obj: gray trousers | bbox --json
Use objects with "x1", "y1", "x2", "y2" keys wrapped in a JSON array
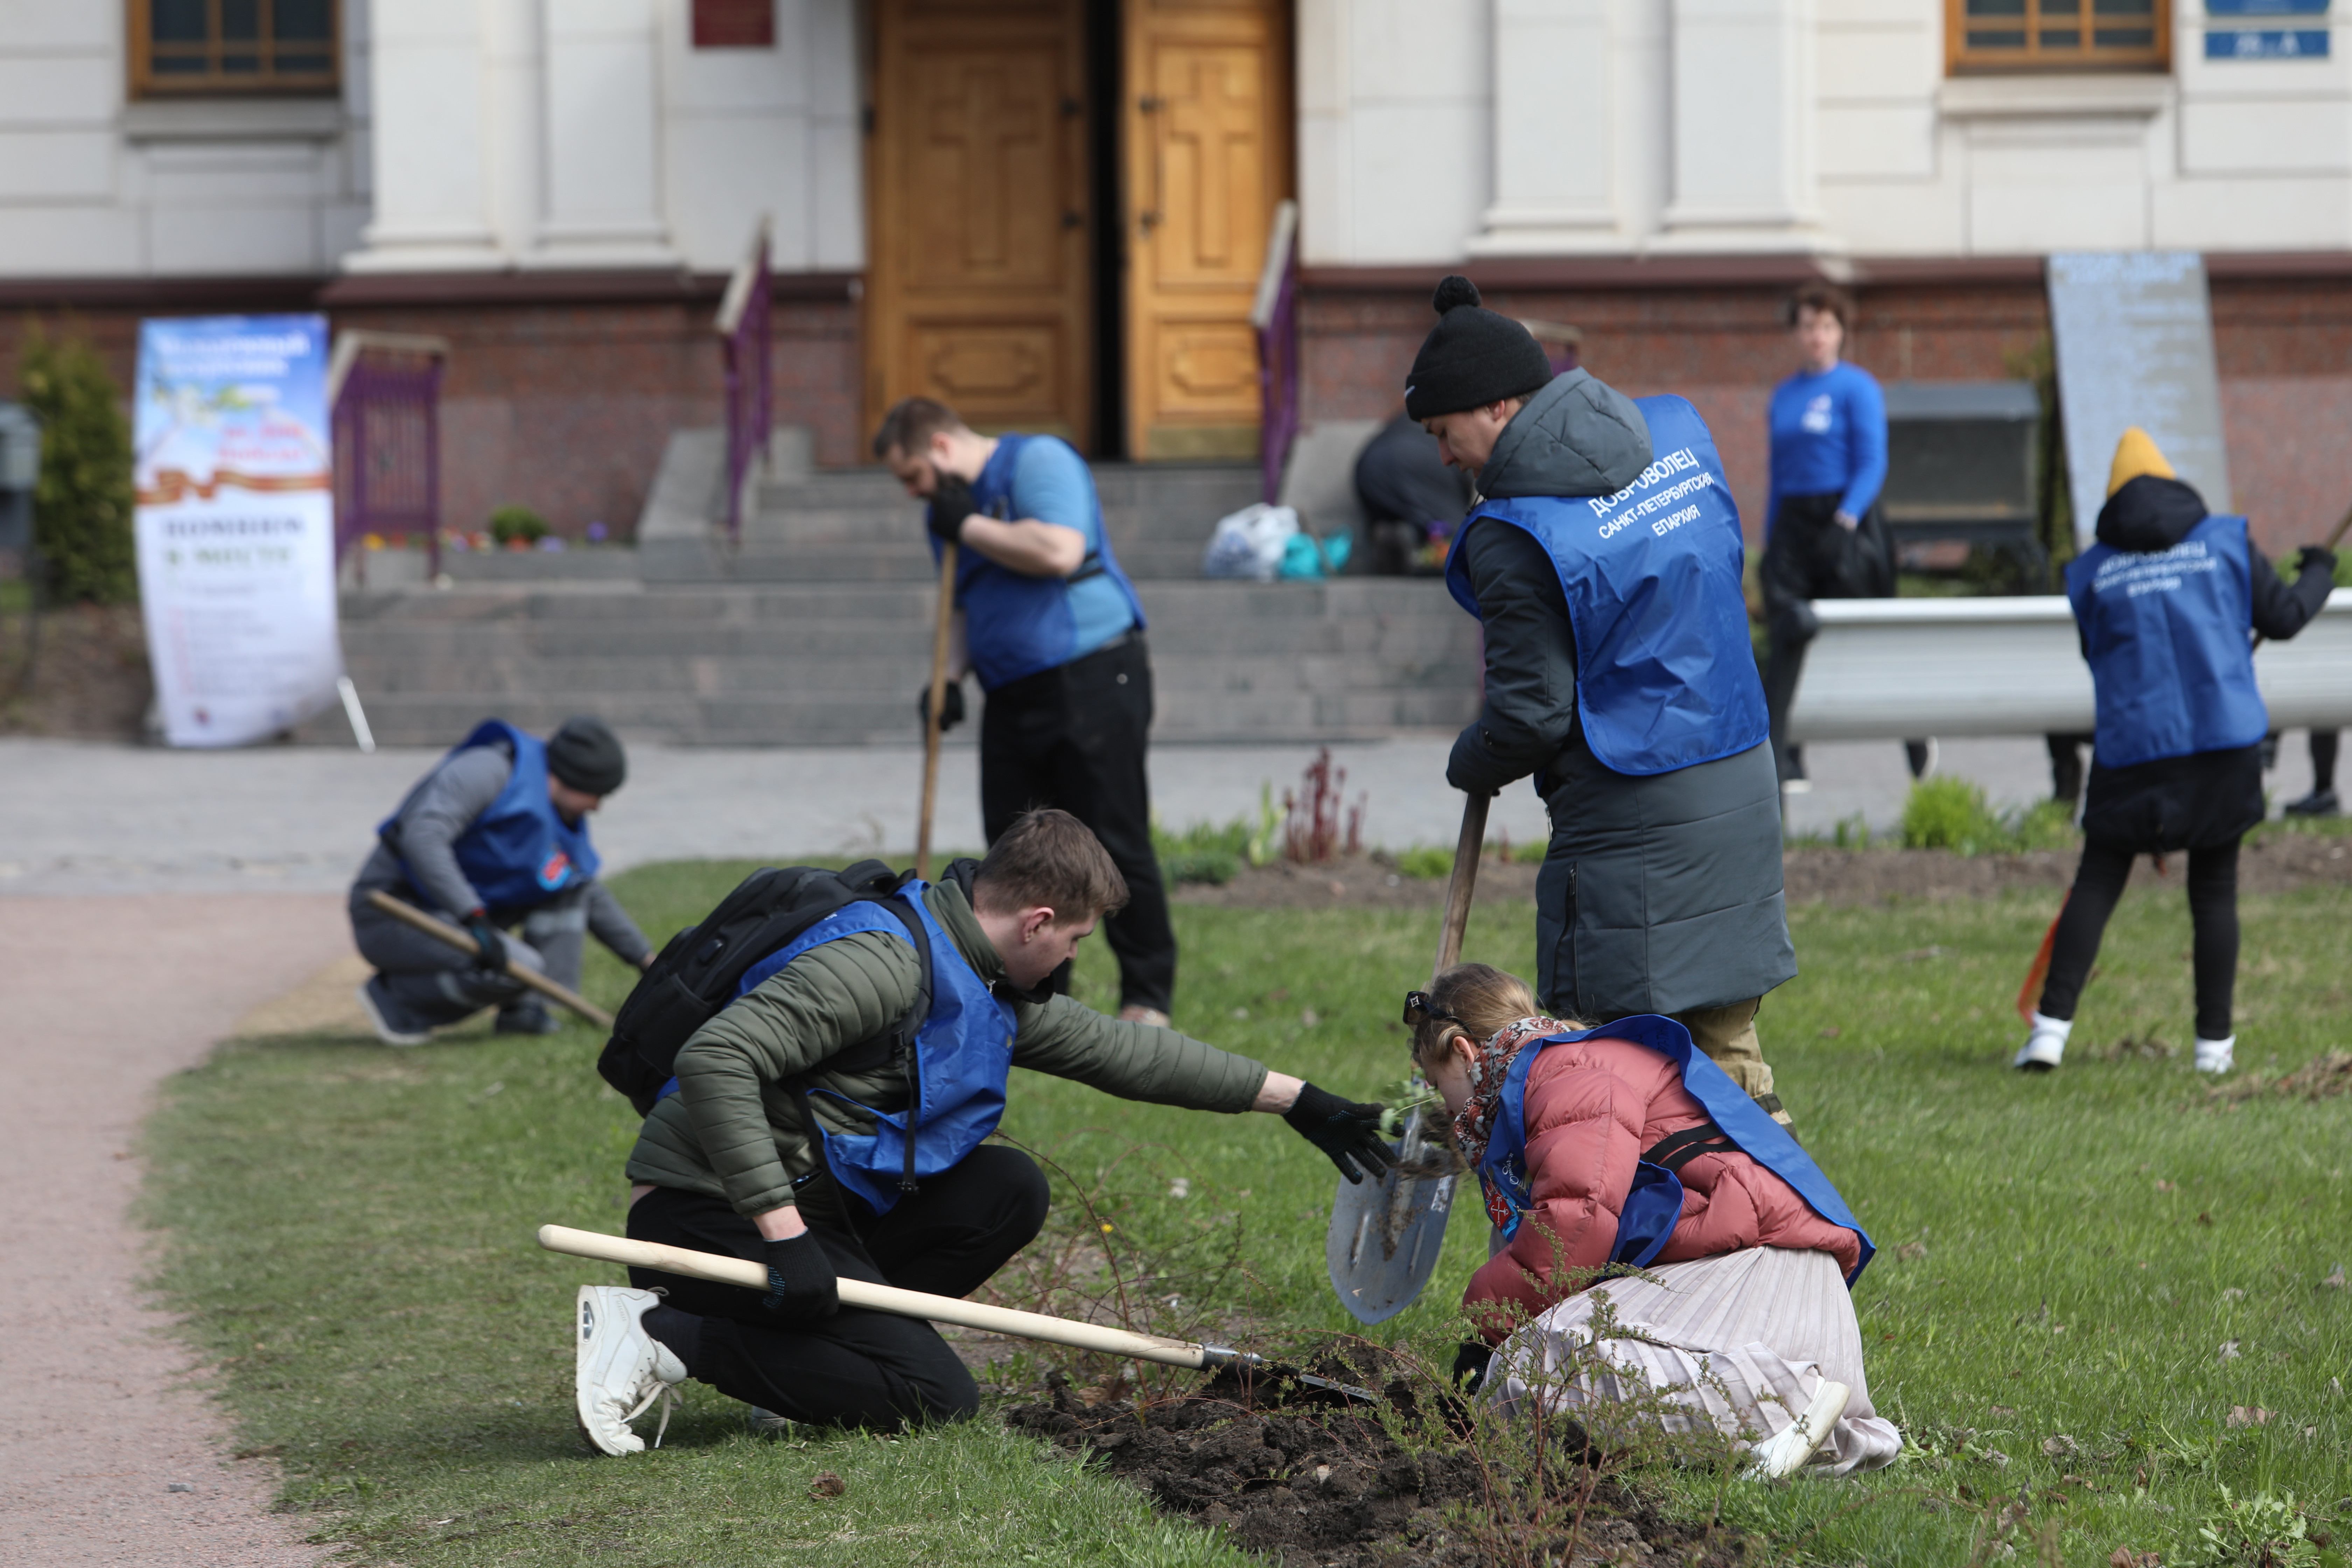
[{"x1": 348, "y1": 882, "x2": 588, "y2": 1027}]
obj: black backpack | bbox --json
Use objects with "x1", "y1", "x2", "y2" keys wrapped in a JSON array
[{"x1": 597, "y1": 859, "x2": 936, "y2": 1120}]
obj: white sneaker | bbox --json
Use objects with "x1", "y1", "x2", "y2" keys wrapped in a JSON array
[
  {"x1": 1746, "y1": 1379, "x2": 1850, "y2": 1479},
  {"x1": 2012, "y1": 1011, "x2": 2072, "y2": 1072},
  {"x1": 354, "y1": 980, "x2": 428, "y2": 1047},
  {"x1": 574, "y1": 1286, "x2": 686, "y2": 1456},
  {"x1": 2194, "y1": 1035, "x2": 2236, "y2": 1074}
]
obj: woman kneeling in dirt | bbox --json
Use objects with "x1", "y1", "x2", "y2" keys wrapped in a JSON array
[{"x1": 1410, "y1": 964, "x2": 1902, "y2": 1477}]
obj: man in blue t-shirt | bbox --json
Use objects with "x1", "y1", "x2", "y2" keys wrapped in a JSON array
[
  {"x1": 872, "y1": 398, "x2": 1176, "y2": 1025},
  {"x1": 1760, "y1": 284, "x2": 1930, "y2": 789}
]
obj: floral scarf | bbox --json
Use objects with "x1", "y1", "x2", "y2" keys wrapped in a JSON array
[{"x1": 1449, "y1": 1014, "x2": 1569, "y2": 1168}]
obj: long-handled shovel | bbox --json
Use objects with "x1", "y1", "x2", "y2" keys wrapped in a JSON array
[
  {"x1": 1326, "y1": 791, "x2": 1489, "y2": 1324},
  {"x1": 363, "y1": 890, "x2": 615, "y2": 1029},
  {"x1": 540, "y1": 1223, "x2": 1270, "y2": 1373},
  {"x1": 915, "y1": 542, "x2": 959, "y2": 883}
]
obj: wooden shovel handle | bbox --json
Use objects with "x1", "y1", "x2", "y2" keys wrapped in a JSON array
[
  {"x1": 1431, "y1": 792, "x2": 1490, "y2": 984},
  {"x1": 916, "y1": 542, "x2": 959, "y2": 883},
  {"x1": 363, "y1": 890, "x2": 615, "y2": 1029},
  {"x1": 537, "y1": 1223, "x2": 1232, "y2": 1369}
]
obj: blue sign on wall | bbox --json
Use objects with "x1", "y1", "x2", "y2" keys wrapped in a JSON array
[
  {"x1": 2205, "y1": 0, "x2": 2326, "y2": 13},
  {"x1": 2205, "y1": 27, "x2": 2330, "y2": 55}
]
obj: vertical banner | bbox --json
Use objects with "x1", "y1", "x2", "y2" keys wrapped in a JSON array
[{"x1": 133, "y1": 314, "x2": 342, "y2": 748}]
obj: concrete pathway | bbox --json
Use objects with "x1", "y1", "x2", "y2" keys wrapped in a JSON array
[
  {"x1": 0, "y1": 894, "x2": 345, "y2": 1566},
  {"x1": 0, "y1": 733, "x2": 2330, "y2": 897}
]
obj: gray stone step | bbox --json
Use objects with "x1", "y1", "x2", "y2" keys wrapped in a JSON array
[{"x1": 312, "y1": 579, "x2": 1480, "y2": 747}]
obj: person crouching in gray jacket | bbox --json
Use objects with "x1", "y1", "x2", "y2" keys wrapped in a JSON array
[
  {"x1": 1406, "y1": 276, "x2": 1799, "y2": 1122},
  {"x1": 349, "y1": 715, "x2": 652, "y2": 1044}
]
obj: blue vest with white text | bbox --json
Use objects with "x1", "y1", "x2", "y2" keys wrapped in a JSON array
[
  {"x1": 381, "y1": 719, "x2": 598, "y2": 913},
  {"x1": 729, "y1": 888, "x2": 1017, "y2": 1215},
  {"x1": 2064, "y1": 514, "x2": 2267, "y2": 770},
  {"x1": 1475, "y1": 1014, "x2": 1874, "y2": 1286},
  {"x1": 951, "y1": 434, "x2": 1147, "y2": 691},
  {"x1": 1446, "y1": 396, "x2": 1768, "y2": 776}
]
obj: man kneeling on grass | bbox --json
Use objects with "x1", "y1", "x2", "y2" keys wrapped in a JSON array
[{"x1": 575, "y1": 808, "x2": 1395, "y2": 1451}]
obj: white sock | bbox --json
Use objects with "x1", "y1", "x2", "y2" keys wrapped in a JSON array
[{"x1": 2194, "y1": 1035, "x2": 2235, "y2": 1073}]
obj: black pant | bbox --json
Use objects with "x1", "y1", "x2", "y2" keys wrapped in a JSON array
[
  {"x1": 2037, "y1": 839, "x2": 2241, "y2": 1041},
  {"x1": 1760, "y1": 493, "x2": 1907, "y2": 782},
  {"x1": 980, "y1": 634, "x2": 1176, "y2": 1012},
  {"x1": 2315, "y1": 729, "x2": 2340, "y2": 792},
  {"x1": 625, "y1": 1146, "x2": 1050, "y2": 1431}
]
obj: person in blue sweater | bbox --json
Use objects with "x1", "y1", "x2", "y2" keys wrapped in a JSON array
[{"x1": 1759, "y1": 285, "x2": 1929, "y2": 789}]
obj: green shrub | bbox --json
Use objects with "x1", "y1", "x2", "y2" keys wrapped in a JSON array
[
  {"x1": 1161, "y1": 850, "x2": 1238, "y2": 887},
  {"x1": 1901, "y1": 776, "x2": 2005, "y2": 854},
  {"x1": 1154, "y1": 816, "x2": 1249, "y2": 886},
  {"x1": 1394, "y1": 845, "x2": 1452, "y2": 880},
  {"x1": 16, "y1": 321, "x2": 135, "y2": 604},
  {"x1": 488, "y1": 503, "x2": 548, "y2": 546}
]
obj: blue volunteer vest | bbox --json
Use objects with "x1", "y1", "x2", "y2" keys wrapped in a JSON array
[
  {"x1": 950, "y1": 433, "x2": 1147, "y2": 691},
  {"x1": 729, "y1": 887, "x2": 1017, "y2": 1215},
  {"x1": 2064, "y1": 514, "x2": 2268, "y2": 770},
  {"x1": 1445, "y1": 396, "x2": 1769, "y2": 776},
  {"x1": 1475, "y1": 1014, "x2": 1874, "y2": 1287},
  {"x1": 381, "y1": 719, "x2": 598, "y2": 912}
]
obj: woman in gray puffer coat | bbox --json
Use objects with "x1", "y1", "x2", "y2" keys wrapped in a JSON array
[{"x1": 1408, "y1": 276, "x2": 1798, "y2": 1120}]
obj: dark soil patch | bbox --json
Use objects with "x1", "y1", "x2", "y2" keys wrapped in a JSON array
[
  {"x1": 1175, "y1": 839, "x2": 2352, "y2": 913},
  {"x1": 1004, "y1": 1349, "x2": 1743, "y2": 1568}
]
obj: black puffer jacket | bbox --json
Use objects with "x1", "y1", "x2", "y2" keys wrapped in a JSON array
[
  {"x1": 1447, "y1": 375, "x2": 1795, "y2": 1020},
  {"x1": 2077, "y1": 477, "x2": 2335, "y2": 852}
]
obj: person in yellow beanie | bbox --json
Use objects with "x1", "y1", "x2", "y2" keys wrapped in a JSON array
[{"x1": 2016, "y1": 429, "x2": 2336, "y2": 1076}]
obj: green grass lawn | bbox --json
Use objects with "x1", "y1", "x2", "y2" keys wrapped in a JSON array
[{"x1": 142, "y1": 863, "x2": 2352, "y2": 1565}]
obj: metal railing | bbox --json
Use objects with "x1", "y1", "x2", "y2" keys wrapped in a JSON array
[
  {"x1": 1250, "y1": 198, "x2": 1301, "y2": 504},
  {"x1": 715, "y1": 214, "x2": 773, "y2": 541},
  {"x1": 328, "y1": 330, "x2": 450, "y2": 581}
]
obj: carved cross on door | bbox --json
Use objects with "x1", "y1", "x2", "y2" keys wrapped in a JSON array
[
  {"x1": 929, "y1": 65, "x2": 1043, "y2": 268},
  {"x1": 1161, "y1": 51, "x2": 1259, "y2": 269}
]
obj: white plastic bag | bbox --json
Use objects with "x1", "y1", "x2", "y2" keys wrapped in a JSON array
[{"x1": 1200, "y1": 502, "x2": 1299, "y2": 581}]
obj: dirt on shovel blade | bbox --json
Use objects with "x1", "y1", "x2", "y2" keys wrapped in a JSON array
[{"x1": 1003, "y1": 1344, "x2": 1745, "y2": 1567}]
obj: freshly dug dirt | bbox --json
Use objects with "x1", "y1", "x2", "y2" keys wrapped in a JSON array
[
  {"x1": 1004, "y1": 1350, "x2": 1742, "y2": 1568},
  {"x1": 1174, "y1": 838, "x2": 2352, "y2": 912}
]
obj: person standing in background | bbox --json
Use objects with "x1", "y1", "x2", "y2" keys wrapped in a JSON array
[
  {"x1": 2284, "y1": 730, "x2": 2340, "y2": 817},
  {"x1": 872, "y1": 397, "x2": 1177, "y2": 1028},
  {"x1": 2016, "y1": 430, "x2": 2336, "y2": 1076},
  {"x1": 1760, "y1": 285, "x2": 1933, "y2": 791}
]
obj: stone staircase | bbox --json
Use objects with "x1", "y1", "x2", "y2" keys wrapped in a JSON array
[{"x1": 309, "y1": 428, "x2": 1480, "y2": 747}]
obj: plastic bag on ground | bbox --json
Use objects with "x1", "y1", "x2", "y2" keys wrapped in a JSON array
[{"x1": 1201, "y1": 503, "x2": 1298, "y2": 581}]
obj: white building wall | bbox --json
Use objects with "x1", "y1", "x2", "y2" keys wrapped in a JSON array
[{"x1": 0, "y1": 0, "x2": 372, "y2": 278}]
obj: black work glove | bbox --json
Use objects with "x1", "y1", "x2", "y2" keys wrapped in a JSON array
[
  {"x1": 760, "y1": 1232, "x2": 839, "y2": 1319},
  {"x1": 2298, "y1": 544, "x2": 2339, "y2": 578},
  {"x1": 916, "y1": 678, "x2": 967, "y2": 733},
  {"x1": 927, "y1": 474, "x2": 975, "y2": 544},
  {"x1": 463, "y1": 911, "x2": 507, "y2": 972},
  {"x1": 1451, "y1": 1340, "x2": 1493, "y2": 1393},
  {"x1": 1283, "y1": 1081, "x2": 1398, "y2": 1185},
  {"x1": 1445, "y1": 722, "x2": 1512, "y2": 798}
]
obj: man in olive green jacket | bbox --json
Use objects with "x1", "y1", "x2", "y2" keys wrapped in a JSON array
[{"x1": 574, "y1": 810, "x2": 1395, "y2": 1450}]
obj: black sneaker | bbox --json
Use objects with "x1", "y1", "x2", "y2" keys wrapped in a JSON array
[
  {"x1": 2284, "y1": 788, "x2": 2340, "y2": 818},
  {"x1": 356, "y1": 978, "x2": 431, "y2": 1046},
  {"x1": 496, "y1": 1003, "x2": 562, "y2": 1035}
]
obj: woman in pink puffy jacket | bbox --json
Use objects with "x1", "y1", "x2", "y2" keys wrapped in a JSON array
[{"x1": 1412, "y1": 962, "x2": 1901, "y2": 1477}]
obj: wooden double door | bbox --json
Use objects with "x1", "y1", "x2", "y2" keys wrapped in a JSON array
[{"x1": 865, "y1": 0, "x2": 1292, "y2": 459}]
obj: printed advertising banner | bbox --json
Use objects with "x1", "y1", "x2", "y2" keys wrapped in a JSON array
[{"x1": 134, "y1": 314, "x2": 342, "y2": 748}]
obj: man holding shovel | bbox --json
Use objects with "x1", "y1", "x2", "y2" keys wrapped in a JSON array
[
  {"x1": 576, "y1": 808, "x2": 1394, "y2": 1449},
  {"x1": 873, "y1": 397, "x2": 1176, "y2": 1028},
  {"x1": 350, "y1": 715, "x2": 652, "y2": 1044},
  {"x1": 1408, "y1": 277, "x2": 1798, "y2": 1120}
]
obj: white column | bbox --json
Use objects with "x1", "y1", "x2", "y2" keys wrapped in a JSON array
[
  {"x1": 1652, "y1": 0, "x2": 1839, "y2": 254},
  {"x1": 342, "y1": 0, "x2": 501, "y2": 271},
  {"x1": 531, "y1": 0, "x2": 675, "y2": 267},
  {"x1": 482, "y1": 0, "x2": 543, "y2": 261},
  {"x1": 1468, "y1": 0, "x2": 1628, "y2": 255}
]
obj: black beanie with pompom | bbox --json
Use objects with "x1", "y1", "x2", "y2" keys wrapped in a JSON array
[{"x1": 1402, "y1": 275, "x2": 1555, "y2": 422}]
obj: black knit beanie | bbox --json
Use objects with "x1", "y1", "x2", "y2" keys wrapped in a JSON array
[
  {"x1": 1403, "y1": 276, "x2": 1555, "y2": 421},
  {"x1": 546, "y1": 715, "x2": 626, "y2": 797}
]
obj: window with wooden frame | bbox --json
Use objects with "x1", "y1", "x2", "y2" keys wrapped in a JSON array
[
  {"x1": 129, "y1": 0, "x2": 340, "y2": 97},
  {"x1": 1946, "y1": 0, "x2": 2170, "y2": 73}
]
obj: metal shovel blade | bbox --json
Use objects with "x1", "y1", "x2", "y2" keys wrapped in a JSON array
[{"x1": 1325, "y1": 1106, "x2": 1457, "y2": 1325}]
